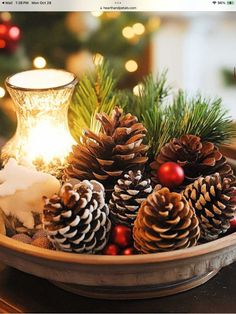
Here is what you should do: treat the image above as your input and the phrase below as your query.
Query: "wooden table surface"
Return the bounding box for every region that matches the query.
[0,263,236,313]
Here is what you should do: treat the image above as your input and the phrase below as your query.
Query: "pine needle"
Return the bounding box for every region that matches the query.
[124,71,170,121]
[69,60,119,141]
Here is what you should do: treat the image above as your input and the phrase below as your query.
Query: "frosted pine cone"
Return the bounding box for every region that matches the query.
[133,187,200,253]
[43,180,111,254]
[109,170,152,227]
[184,173,236,241]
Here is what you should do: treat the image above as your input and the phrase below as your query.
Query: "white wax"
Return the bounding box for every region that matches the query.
[7,69,76,89]
[0,159,61,229]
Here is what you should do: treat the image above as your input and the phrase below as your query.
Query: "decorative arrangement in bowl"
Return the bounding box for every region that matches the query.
[0,62,236,300]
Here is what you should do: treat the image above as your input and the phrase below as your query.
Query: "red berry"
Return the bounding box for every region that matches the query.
[122,247,137,255]
[103,244,120,255]
[157,162,184,188]
[112,225,132,248]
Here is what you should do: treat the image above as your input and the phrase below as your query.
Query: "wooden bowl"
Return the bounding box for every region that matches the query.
[0,146,235,300]
[0,232,236,299]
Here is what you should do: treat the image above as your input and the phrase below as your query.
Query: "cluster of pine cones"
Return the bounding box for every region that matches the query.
[42,107,236,255]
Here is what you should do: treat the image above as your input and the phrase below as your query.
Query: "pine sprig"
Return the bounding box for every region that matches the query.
[145,90,236,159]
[166,91,236,145]
[69,60,119,140]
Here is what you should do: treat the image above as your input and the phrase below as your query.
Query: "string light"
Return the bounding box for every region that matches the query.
[91,12,103,17]
[125,60,138,73]
[133,23,145,35]
[133,84,144,96]
[0,87,6,98]
[122,26,135,39]
[33,56,47,69]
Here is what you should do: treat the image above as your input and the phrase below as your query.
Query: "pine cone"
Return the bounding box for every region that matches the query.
[184,173,236,241]
[43,180,111,254]
[109,170,152,228]
[65,107,148,191]
[133,187,200,253]
[150,135,232,187]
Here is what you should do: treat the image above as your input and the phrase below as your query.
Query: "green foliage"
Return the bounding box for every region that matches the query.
[70,64,236,160]
[69,61,119,140]
[86,13,151,82]
[125,74,236,160]
[14,13,79,68]
[144,90,236,159]
[164,91,236,146]
[124,71,170,121]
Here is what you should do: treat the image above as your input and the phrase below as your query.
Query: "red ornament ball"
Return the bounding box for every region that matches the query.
[230,216,236,230]
[121,247,137,255]
[112,225,132,248]
[103,244,120,255]
[157,162,184,188]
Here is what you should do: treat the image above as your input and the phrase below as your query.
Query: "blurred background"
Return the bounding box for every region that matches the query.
[0,11,235,140]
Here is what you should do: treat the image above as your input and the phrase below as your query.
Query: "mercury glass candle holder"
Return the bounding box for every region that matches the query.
[1,69,77,173]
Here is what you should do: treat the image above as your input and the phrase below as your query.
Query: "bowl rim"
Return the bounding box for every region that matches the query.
[0,232,236,265]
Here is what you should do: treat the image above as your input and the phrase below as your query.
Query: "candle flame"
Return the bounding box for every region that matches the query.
[24,119,75,164]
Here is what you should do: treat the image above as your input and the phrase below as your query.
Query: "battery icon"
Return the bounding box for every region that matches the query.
[228,1,234,4]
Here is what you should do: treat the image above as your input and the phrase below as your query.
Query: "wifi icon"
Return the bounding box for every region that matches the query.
[212,1,217,3]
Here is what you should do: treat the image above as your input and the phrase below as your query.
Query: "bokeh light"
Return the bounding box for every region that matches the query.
[33,56,47,69]
[125,60,138,72]
[122,26,135,39]
[133,23,145,35]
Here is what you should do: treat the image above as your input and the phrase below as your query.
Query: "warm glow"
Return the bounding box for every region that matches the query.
[3,69,77,170]
[0,24,7,34]
[125,60,138,72]
[133,84,144,96]
[106,12,120,18]
[9,26,20,39]
[147,17,161,32]
[0,87,5,98]
[8,69,74,89]
[133,23,145,35]
[122,26,135,39]
[1,12,11,22]
[91,12,103,17]
[33,56,47,69]
[25,119,75,164]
